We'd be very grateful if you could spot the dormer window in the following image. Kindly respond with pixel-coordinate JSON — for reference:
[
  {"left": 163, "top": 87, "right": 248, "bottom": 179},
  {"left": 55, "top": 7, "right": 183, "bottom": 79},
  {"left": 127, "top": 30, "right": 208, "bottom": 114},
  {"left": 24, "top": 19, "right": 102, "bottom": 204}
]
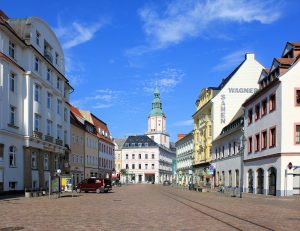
[
  {"left": 138, "top": 143, "right": 142, "bottom": 147},
  {"left": 145, "top": 143, "right": 148, "bottom": 147},
  {"left": 125, "top": 143, "right": 129, "bottom": 147},
  {"left": 131, "top": 143, "right": 135, "bottom": 147},
  {"left": 36, "top": 31, "right": 40, "bottom": 46}
]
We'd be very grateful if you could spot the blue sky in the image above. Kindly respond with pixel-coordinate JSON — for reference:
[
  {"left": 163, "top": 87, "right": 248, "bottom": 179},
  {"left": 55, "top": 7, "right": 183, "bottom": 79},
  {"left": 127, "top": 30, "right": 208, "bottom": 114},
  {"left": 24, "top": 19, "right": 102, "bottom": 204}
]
[{"left": 4, "top": 0, "right": 300, "bottom": 141}]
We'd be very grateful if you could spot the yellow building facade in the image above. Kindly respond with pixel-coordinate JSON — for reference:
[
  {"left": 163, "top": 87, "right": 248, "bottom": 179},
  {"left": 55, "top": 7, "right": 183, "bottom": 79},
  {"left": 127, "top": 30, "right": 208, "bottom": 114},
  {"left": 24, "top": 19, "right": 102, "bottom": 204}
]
[{"left": 192, "top": 88, "right": 219, "bottom": 184}]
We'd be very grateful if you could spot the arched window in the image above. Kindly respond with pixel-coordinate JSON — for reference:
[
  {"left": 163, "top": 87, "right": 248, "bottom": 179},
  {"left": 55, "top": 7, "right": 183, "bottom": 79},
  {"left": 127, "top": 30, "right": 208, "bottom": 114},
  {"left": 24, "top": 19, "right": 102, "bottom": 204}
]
[{"left": 9, "top": 146, "right": 16, "bottom": 167}]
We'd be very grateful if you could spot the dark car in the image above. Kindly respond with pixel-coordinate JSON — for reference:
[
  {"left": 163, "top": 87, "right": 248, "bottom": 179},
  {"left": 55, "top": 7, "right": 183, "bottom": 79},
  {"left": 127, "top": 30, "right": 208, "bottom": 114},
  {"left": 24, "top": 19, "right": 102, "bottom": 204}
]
[
  {"left": 76, "top": 178, "right": 111, "bottom": 193},
  {"left": 163, "top": 180, "right": 171, "bottom": 186}
]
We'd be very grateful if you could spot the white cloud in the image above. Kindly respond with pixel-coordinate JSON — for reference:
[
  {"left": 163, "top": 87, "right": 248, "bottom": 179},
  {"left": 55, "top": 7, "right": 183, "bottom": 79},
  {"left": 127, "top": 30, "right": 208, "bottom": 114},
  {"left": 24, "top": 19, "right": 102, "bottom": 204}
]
[
  {"left": 130, "top": 0, "right": 281, "bottom": 54},
  {"left": 71, "top": 89, "right": 122, "bottom": 110},
  {"left": 143, "top": 68, "right": 184, "bottom": 94},
  {"left": 54, "top": 20, "right": 107, "bottom": 49},
  {"left": 213, "top": 49, "right": 247, "bottom": 71},
  {"left": 173, "top": 119, "right": 194, "bottom": 127}
]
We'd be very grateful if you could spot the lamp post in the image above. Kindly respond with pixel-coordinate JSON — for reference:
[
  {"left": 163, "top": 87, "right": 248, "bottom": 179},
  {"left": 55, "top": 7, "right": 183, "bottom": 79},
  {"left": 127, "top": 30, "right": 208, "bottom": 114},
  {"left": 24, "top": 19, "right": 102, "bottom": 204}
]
[
  {"left": 57, "top": 169, "right": 61, "bottom": 198},
  {"left": 239, "top": 135, "right": 247, "bottom": 198}
]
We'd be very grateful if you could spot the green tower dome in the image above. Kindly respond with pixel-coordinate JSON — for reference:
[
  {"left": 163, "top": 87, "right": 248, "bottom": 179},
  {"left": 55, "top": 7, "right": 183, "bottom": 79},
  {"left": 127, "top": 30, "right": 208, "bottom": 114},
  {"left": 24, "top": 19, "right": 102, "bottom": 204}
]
[{"left": 149, "top": 85, "right": 165, "bottom": 116}]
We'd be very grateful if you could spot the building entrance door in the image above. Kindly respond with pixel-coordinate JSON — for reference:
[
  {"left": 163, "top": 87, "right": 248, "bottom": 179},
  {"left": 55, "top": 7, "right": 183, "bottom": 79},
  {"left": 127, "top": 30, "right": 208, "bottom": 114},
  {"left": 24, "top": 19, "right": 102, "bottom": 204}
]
[
  {"left": 248, "top": 170, "right": 253, "bottom": 193},
  {"left": 268, "top": 167, "right": 276, "bottom": 196},
  {"left": 257, "top": 168, "right": 264, "bottom": 194},
  {"left": 138, "top": 175, "right": 142, "bottom": 183}
]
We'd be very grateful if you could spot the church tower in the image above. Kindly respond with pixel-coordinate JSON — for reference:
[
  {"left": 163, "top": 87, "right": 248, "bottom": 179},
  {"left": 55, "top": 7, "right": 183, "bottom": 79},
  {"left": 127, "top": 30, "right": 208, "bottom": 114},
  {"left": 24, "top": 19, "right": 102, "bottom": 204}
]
[{"left": 146, "top": 85, "right": 170, "bottom": 148}]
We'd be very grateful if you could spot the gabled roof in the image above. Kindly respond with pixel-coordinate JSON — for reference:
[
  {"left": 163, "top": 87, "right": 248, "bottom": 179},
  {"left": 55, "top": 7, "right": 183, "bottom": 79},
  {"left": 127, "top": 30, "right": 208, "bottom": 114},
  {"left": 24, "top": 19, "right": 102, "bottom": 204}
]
[
  {"left": 114, "top": 138, "right": 127, "bottom": 150},
  {"left": 91, "top": 113, "right": 113, "bottom": 144}
]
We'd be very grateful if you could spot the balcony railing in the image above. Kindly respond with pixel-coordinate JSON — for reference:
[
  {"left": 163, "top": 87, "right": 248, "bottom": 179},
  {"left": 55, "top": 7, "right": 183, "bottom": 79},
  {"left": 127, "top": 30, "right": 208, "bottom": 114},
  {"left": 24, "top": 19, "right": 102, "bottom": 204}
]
[
  {"left": 44, "top": 50, "right": 53, "bottom": 63},
  {"left": 55, "top": 138, "right": 63, "bottom": 146},
  {"left": 33, "top": 130, "right": 43, "bottom": 140},
  {"left": 45, "top": 135, "right": 53, "bottom": 143}
]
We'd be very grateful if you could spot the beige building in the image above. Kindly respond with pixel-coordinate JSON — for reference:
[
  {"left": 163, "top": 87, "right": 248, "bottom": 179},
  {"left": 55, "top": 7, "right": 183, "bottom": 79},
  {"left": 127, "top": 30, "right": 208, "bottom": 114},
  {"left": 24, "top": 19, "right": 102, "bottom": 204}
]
[
  {"left": 114, "top": 138, "right": 127, "bottom": 174},
  {"left": 70, "top": 108, "right": 85, "bottom": 186}
]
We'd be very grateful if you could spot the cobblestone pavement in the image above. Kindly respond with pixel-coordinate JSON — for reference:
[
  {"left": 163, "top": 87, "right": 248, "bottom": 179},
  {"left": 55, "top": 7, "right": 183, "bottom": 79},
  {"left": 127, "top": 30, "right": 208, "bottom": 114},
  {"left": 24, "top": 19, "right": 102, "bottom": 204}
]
[{"left": 0, "top": 185, "right": 300, "bottom": 231}]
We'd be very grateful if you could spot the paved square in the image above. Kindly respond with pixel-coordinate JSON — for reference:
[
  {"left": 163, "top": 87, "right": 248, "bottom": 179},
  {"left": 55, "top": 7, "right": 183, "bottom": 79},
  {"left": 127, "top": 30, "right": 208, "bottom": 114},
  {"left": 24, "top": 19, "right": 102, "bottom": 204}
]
[{"left": 0, "top": 185, "right": 300, "bottom": 230}]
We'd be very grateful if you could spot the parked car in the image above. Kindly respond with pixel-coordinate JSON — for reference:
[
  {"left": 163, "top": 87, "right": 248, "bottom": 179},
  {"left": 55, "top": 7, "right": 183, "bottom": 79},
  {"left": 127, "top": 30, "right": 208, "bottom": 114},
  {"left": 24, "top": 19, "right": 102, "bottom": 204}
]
[
  {"left": 163, "top": 180, "right": 171, "bottom": 186},
  {"left": 76, "top": 178, "right": 111, "bottom": 193}
]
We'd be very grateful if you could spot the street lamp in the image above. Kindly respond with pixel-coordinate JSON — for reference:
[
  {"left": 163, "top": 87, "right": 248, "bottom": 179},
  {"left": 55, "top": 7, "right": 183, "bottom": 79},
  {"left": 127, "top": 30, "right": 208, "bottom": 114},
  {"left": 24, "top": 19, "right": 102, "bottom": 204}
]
[{"left": 239, "top": 135, "right": 247, "bottom": 198}]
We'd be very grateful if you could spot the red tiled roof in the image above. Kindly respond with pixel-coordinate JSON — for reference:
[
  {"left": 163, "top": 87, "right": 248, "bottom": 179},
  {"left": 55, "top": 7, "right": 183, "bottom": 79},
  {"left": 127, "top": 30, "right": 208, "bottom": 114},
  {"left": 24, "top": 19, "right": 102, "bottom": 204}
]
[
  {"left": 70, "top": 105, "right": 84, "bottom": 119},
  {"left": 275, "top": 58, "right": 295, "bottom": 65},
  {"left": 289, "top": 42, "right": 300, "bottom": 47},
  {"left": 91, "top": 114, "right": 113, "bottom": 144}
]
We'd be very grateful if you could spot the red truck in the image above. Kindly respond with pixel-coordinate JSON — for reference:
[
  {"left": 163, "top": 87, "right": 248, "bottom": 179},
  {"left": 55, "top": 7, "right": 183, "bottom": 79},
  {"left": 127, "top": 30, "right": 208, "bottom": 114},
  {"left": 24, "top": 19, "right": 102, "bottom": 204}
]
[{"left": 76, "top": 178, "right": 112, "bottom": 193}]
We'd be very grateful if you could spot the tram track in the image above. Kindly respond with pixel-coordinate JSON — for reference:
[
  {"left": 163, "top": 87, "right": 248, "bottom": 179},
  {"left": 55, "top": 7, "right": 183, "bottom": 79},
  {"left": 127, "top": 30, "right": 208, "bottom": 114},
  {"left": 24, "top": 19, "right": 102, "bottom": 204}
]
[{"left": 162, "top": 190, "right": 274, "bottom": 231}]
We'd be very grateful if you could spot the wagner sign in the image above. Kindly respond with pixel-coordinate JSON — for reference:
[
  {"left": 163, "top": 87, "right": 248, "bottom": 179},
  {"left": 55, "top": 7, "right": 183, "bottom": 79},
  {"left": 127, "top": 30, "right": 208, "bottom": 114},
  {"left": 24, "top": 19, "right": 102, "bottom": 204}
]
[{"left": 228, "top": 88, "right": 258, "bottom": 94}]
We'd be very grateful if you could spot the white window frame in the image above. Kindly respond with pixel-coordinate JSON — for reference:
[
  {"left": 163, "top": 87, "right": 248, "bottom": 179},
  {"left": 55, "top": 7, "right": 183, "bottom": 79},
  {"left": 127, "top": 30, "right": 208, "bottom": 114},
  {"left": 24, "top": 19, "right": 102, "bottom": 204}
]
[
  {"left": 10, "top": 105, "right": 16, "bottom": 125},
  {"left": 34, "top": 113, "right": 40, "bottom": 131},
  {"left": 10, "top": 72, "right": 15, "bottom": 92},
  {"left": 31, "top": 152, "right": 37, "bottom": 169},
  {"left": 44, "top": 153, "right": 49, "bottom": 170},
  {"left": 34, "top": 84, "right": 40, "bottom": 102},
  {"left": 9, "top": 41, "right": 15, "bottom": 59},
  {"left": 9, "top": 146, "right": 16, "bottom": 167},
  {"left": 34, "top": 57, "right": 39, "bottom": 72},
  {"left": 47, "top": 92, "right": 52, "bottom": 109},
  {"left": 46, "top": 119, "right": 52, "bottom": 136}
]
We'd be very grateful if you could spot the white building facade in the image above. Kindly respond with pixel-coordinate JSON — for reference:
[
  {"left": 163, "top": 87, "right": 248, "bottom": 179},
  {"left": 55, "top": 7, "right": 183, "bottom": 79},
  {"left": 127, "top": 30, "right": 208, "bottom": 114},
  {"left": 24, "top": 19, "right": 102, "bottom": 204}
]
[
  {"left": 175, "top": 132, "right": 194, "bottom": 186},
  {"left": 212, "top": 112, "right": 244, "bottom": 189},
  {"left": 211, "top": 53, "right": 264, "bottom": 140},
  {"left": 122, "top": 135, "right": 174, "bottom": 183},
  {"left": 243, "top": 42, "right": 300, "bottom": 196},
  {"left": 0, "top": 12, "right": 72, "bottom": 192}
]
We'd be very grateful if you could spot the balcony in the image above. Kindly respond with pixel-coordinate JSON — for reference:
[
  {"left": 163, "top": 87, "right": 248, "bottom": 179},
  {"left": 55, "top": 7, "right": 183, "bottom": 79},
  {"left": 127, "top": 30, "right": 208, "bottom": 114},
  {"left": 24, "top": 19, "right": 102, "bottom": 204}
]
[
  {"left": 45, "top": 135, "right": 53, "bottom": 143},
  {"left": 55, "top": 139, "right": 63, "bottom": 146},
  {"left": 32, "top": 130, "right": 43, "bottom": 140},
  {"left": 44, "top": 49, "right": 53, "bottom": 63}
]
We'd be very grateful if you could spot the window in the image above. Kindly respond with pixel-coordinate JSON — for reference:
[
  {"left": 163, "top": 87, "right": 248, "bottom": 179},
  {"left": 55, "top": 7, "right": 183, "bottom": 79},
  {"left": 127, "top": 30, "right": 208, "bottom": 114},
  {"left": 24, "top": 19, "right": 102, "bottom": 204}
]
[
  {"left": 54, "top": 156, "right": 59, "bottom": 170},
  {"left": 34, "top": 84, "right": 40, "bottom": 102},
  {"left": 34, "top": 113, "right": 40, "bottom": 131},
  {"left": 46, "top": 120, "right": 52, "bottom": 136},
  {"left": 233, "top": 142, "right": 236, "bottom": 155},
  {"left": 47, "top": 93, "right": 52, "bottom": 109},
  {"left": 152, "top": 154, "right": 155, "bottom": 159},
  {"left": 138, "top": 143, "right": 142, "bottom": 147},
  {"left": 139, "top": 164, "right": 141, "bottom": 169},
  {"left": 0, "top": 144, "right": 3, "bottom": 160},
  {"left": 64, "top": 108, "right": 67, "bottom": 121},
  {"left": 64, "top": 130, "right": 67, "bottom": 145},
  {"left": 9, "top": 182, "right": 16, "bottom": 190},
  {"left": 247, "top": 109, "right": 253, "bottom": 125},
  {"left": 44, "top": 154, "right": 49, "bottom": 170},
  {"left": 145, "top": 164, "right": 148, "bottom": 169},
  {"left": 47, "top": 68, "right": 51, "bottom": 82},
  {"left": 228, "top": 143, "right": 231, "bottom": 156},
  {"left": 57, "top": 99, "right": 62, "bottom": 114},
  {"left": 138, "top": 154, "right": 141, "bottom": 159},
  {"left": 36, "top": 31, "right": 40, "bottom": 46},
  {"left": 31, "top": 152, "right": 37, "bottom": 169},
  {"left": 261, "top": 130, "right": 267, "bottom": 149},
  {"left": 10, "top": 106, "right": 16, "bottom": 125},
  {"left": 34, "top": 57, "right": 39, "bottom": 72},
  {"left": 269, "top": 127, "right": 276, "bottom": 148},
  {"left": 255, "top": 104, "right": 260, "bottom": 120},
  {"left": 132, "top": 164, "right": 135, "bottom": 169},
  {"left": 269, "top": 94, "right": 276, "bottom": 112},
  {"left": 144, "top": 143, "right": 148, "bottom": 147},
  {"left": 9, "top": 146, "right": 16, "bottom": 167},
  {"left": 57, "top": 77, "right": 60, "bottom": 90},
  {"left": 9, "top": 41, "right": 15, "bottom": 59},
  {"left": 152, "top": 164, "right": 155, "bottom": 169},
  {"left": 10, "top": 73, "right": 15, "bottom": 92},
  {"left": 261, "top": 99, "right": 267, "bottom": 116},
  {"left": 131, "top": 143, "right": 135, "bottom": 147},
  {"left": 255, "top": 133, "right": 260, "bottom": 152},
  {"left": 296, "top": 125, "right": 300, "bottom": 144},
  {"left": 126, "top": 154, "right": 128, "bottom": 159},
  {"left": 57, "top": 124, "right": 62, "bottom": 139},
  {"left": 126, "top": 164, "right": 129, "bottom": 169},
  {"left": 248, "top": 136, "right": 253, "bottom": 153},
  {"left": 55, "top": 52, "right": 59, "bottom": 65},
  {"left": 145, "top": 154, "right": 148, "bottom": 159},
  {"left": 132, "top": 154, "right": 135, "bottom": 159},
  {"left": 296, "top": 89, "right": 300, "bottom": 106}
]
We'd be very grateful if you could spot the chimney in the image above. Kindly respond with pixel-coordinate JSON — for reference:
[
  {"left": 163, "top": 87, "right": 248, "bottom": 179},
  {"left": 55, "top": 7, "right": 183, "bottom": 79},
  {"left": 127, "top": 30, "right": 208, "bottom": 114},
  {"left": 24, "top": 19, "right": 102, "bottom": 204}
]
[{"left": 245, "top": 53, "right": 255, "bottom": 60}]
